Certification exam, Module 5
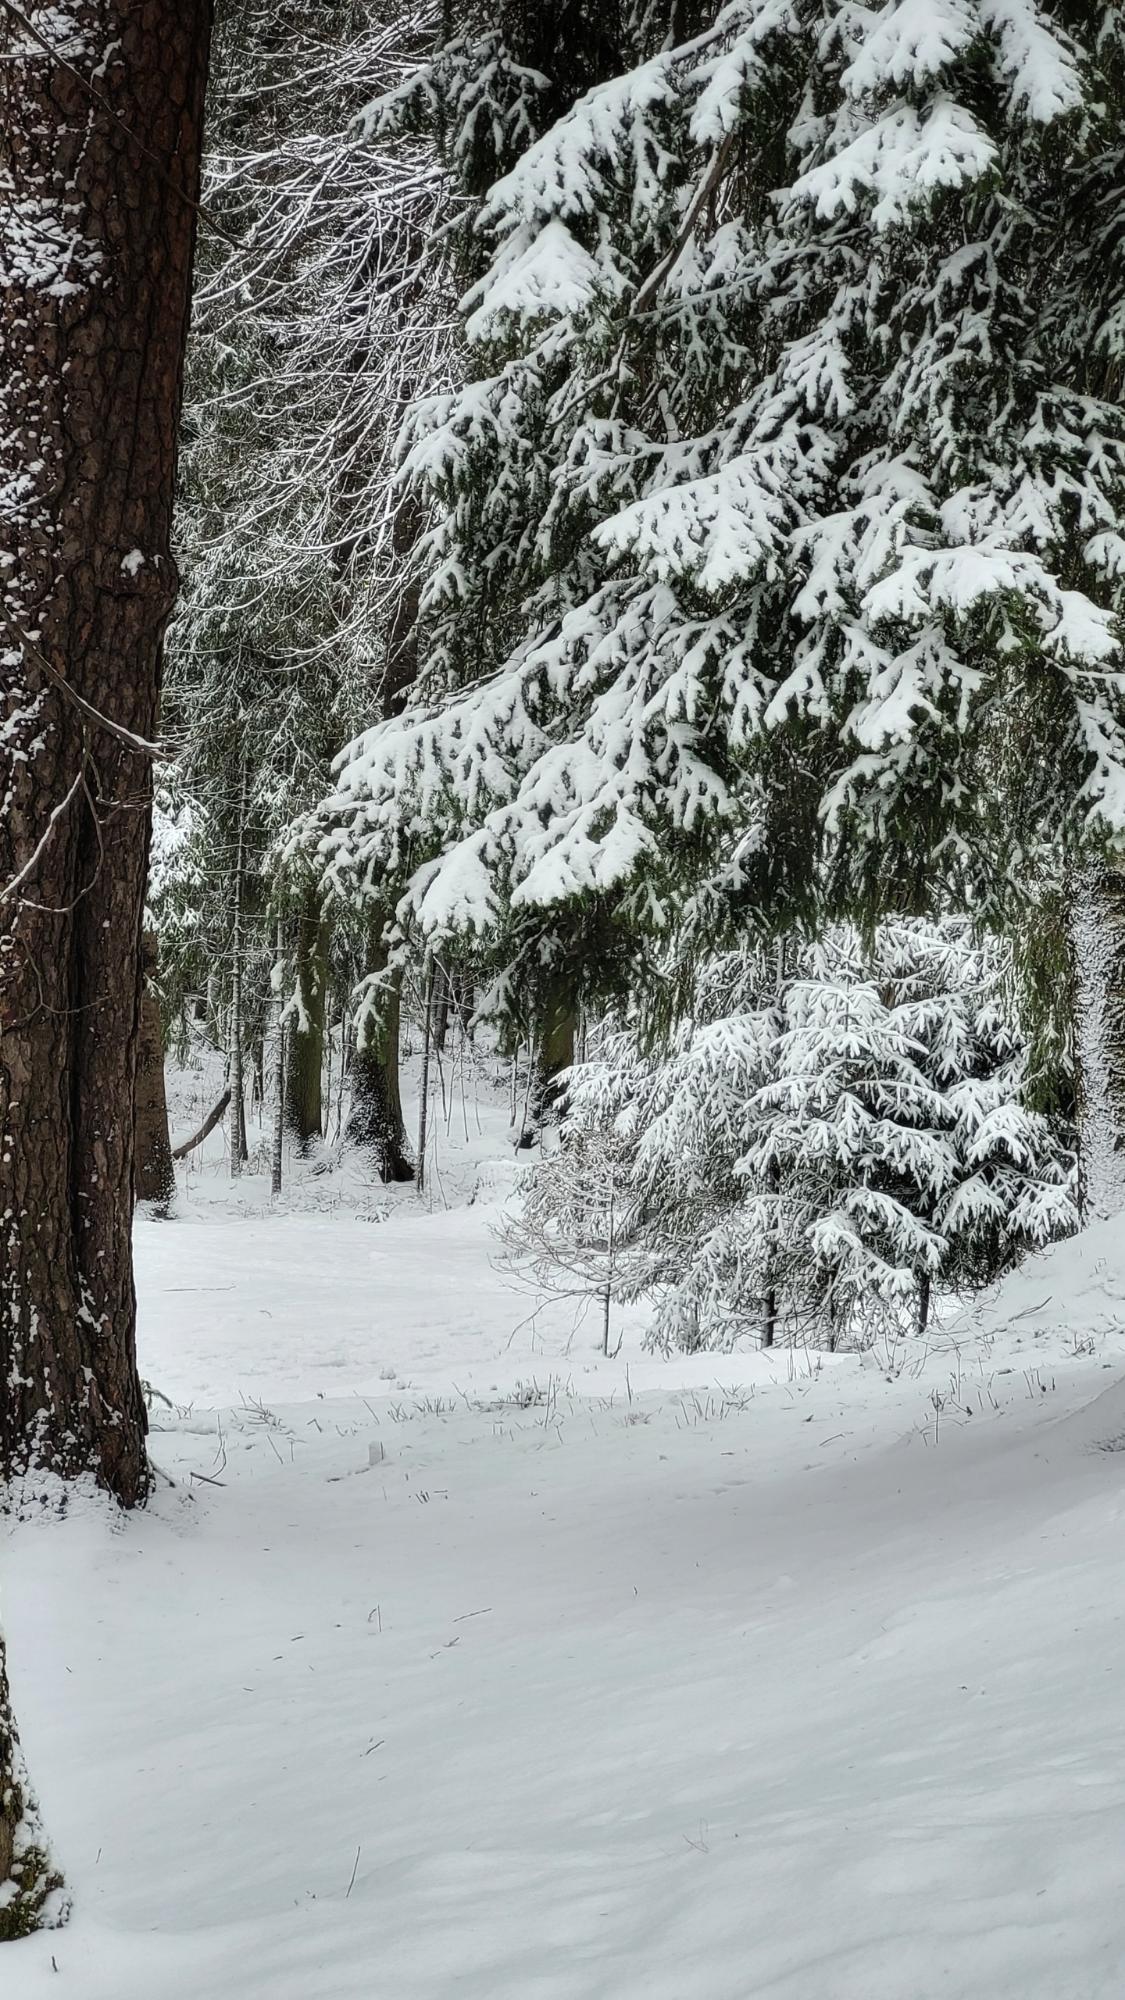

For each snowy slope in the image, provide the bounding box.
[6,1184,1125,1998]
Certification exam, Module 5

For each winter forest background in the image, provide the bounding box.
[157,0,1110,1346]
[7,2,1125,1992]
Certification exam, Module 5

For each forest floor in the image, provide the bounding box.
[8,1051,1125,1997]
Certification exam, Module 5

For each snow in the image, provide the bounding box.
[7,1075,1125,1996]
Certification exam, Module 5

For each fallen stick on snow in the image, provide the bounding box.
[172,1088,232,1161]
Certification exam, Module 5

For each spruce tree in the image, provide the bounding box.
[562,919,1077,1351]
[309,3,1125,1173]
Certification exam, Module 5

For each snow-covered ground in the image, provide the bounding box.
[7,1061,1125,1997]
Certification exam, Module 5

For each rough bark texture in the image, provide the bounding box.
[521,989,576,1143]
[134,931,175,1207]
[0,1627,65,1939]
[0,1,213,1504]
[432,963,451,1054]
[228,757,249,1174]
[346,944,412,1184]
[284,889,329,1155]
[1071,863,1125,1221]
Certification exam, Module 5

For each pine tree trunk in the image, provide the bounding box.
[270,920,285,1198]
[0,1628,64,1941]
[284,889,329,1155]
[540,996,576,1103]
[518,988,576,1143]
[345,937,412,1183]
[416,957,435,1197]
[270,1023,286,1198]
[762,1287,777,1350]
[432,964,451,1053]
[453,969,475,1038]
[0,1,213,1505]
[1071,863,1125,1220]
[135,932,175,1208]
[228,762,248,1176]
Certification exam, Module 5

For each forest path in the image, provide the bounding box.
[7,1205,1125,1998]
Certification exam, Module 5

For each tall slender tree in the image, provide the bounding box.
[0,0,214,1502]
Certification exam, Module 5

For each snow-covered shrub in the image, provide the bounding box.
[499,1119,653,1355]
[557,920,1078,1352]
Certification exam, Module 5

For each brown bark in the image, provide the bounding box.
[346,936,412,1184]
[135,931,175,1206]
[1071,863,1125,1220]
[0,2,214,1504]
[0,1626,64,1939]
[284,887,329,1154]
[515,988,576,1146]
[432,962,451,1054]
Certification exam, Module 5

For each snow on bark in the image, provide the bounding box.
[1071,869,1125,1220]
[0,0,213,1503]
[0,1624,66,1940]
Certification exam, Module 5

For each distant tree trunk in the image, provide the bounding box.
[452,968,475,1038]
[270,918,285,1198]
[229,778,248,1177]
[762,1149,781,1348]
[346,932,412,1182]
[0,1628,64,1941]
[135,932,175,1208]
[1071,863,1125,1220]
[762,1287,777,1351]
[284,887,329,1155]
[0,0,213,1505]
[416,957,435,1197]
[539,995,577,1104]
[432,963,451,1052]
[515,986,577,1146]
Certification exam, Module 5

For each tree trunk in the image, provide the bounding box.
[762,1286,777,1351]
[416,956,435,1197]
[229,761,248,1176]
[135,932,175,1208]
[0,0,213,1505]
[1071,863,1125,1220]
[347,996,412,1185]
[432,963,451,1053]
[284,888,329,1155]
[270,919,285,1198]
[346,929,413,1182]
[539,995,576,1103]
[516,987,576,1145]
[0,1628,64,1941]
[452,968,475,1039]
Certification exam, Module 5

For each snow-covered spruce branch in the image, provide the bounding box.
[302,3,1125,1007]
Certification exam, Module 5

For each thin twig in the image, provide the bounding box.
[0,767,84,904]
[1,610,166,757]
[0,0,243,247]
